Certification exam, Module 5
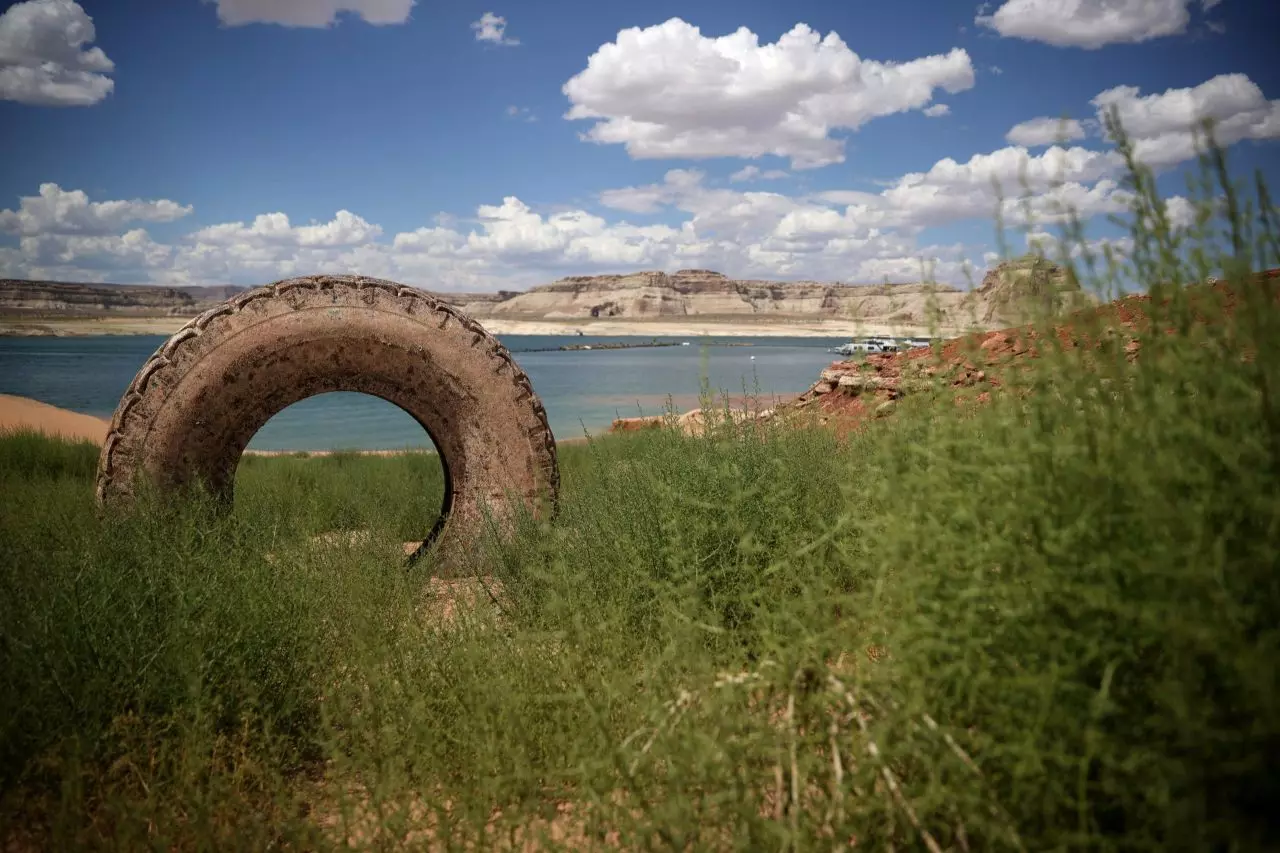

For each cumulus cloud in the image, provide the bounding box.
[976,0,1206,49]
[876,145,1125,227]
[205,0,415,27]
[10,89,1267,294]
[1093,74,1280,168]
[1006,116,1087,147]
[854,254,975,285]
[562,18,974,169]
[729,165,789,183]
[923,104,951,118]
[592,170,997,282]
[602,142,1134,246]
[0,177,976,289]
[189,210,382,248]
[1162,195,1196,229]
[471,12,519,45]
[15,229,173,274]
[0,0,114,106]
[0,183,191,236]
[1025,229,1134,263]
[598,169,705,214]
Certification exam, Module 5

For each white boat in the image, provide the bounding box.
[833,340,887,356]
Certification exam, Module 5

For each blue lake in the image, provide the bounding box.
[0,334,847,451]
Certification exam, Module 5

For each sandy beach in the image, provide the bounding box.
[0,394,110,444]
[0,315,963,339]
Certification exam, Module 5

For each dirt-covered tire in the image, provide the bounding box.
[95,274,559,562]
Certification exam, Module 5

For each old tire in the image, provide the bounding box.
[95,274,559,562]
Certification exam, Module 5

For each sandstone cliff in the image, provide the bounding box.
[458,261,1097,329]
[465,268,960,323]
[1,258,1096,331]
[960,256,1095,327]
[0,280,247,316]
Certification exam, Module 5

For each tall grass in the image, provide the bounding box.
[2,127,1278,850]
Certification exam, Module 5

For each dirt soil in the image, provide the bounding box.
[783,269,1279,435]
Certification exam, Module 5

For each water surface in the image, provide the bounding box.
[0,334,847,450]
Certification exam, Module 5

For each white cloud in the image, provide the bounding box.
[729,165,789,183]
[854,254,974,284]
[462,198,679,267]
[0,178,967,289]
[1093,74,1280,168]
[1026,229,1134,262]
[562,18,974,169]
[0,0,114,106]
[811,189,885,206]
[976,0,1204,49]
[1162,195,1196,229]
[1005,116,1087,147]
[471,12,519,45]
[505,105,537,122]
[8,90,1267,295]
[205,0,415,27]
[590,170,992,282]
[602,144,1132,238]
[0,183,191,236]
[876,145,1125,226]
[189,210,382,248]
[598,169,705,214]
[18,229,172,270]
[923,104,951,118]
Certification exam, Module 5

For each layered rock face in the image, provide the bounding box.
[0,280,247,316]
[2,257,1098,329]
[467,269,967,323]
[459,261,1098,328]
[960,256,1096,327]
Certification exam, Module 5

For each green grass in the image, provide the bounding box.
[2,125,1279,851]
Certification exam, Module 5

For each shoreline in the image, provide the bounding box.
[0,315,968,339]
[0,394,596,454]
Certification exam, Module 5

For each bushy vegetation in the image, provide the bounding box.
[1,126,1278,850]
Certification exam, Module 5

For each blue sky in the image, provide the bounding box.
[0,0,1277,291]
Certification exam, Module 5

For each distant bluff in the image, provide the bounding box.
[0,280,247,315]
[2,259,1098,331]
[457,262,1098,328]
[962,256,1098,328]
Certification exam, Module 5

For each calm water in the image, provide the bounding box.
[0,334,846,450]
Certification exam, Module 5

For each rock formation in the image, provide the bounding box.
[464,269,967,324]
[1,257,1097,331]
[0,280,242,315]
[960,256,1096,327]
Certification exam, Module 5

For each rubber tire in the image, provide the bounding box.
[95,274,559,562]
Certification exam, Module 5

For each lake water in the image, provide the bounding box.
[0,334,847,450]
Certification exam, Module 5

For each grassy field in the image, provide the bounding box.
[2,126,1279,851]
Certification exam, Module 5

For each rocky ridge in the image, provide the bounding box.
[452,257,1100,329]
[0,280,247,315]
[783,267,1279,432]
[466,268,965,325]
[1,257,1094,331]
[608,268,1279,438]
